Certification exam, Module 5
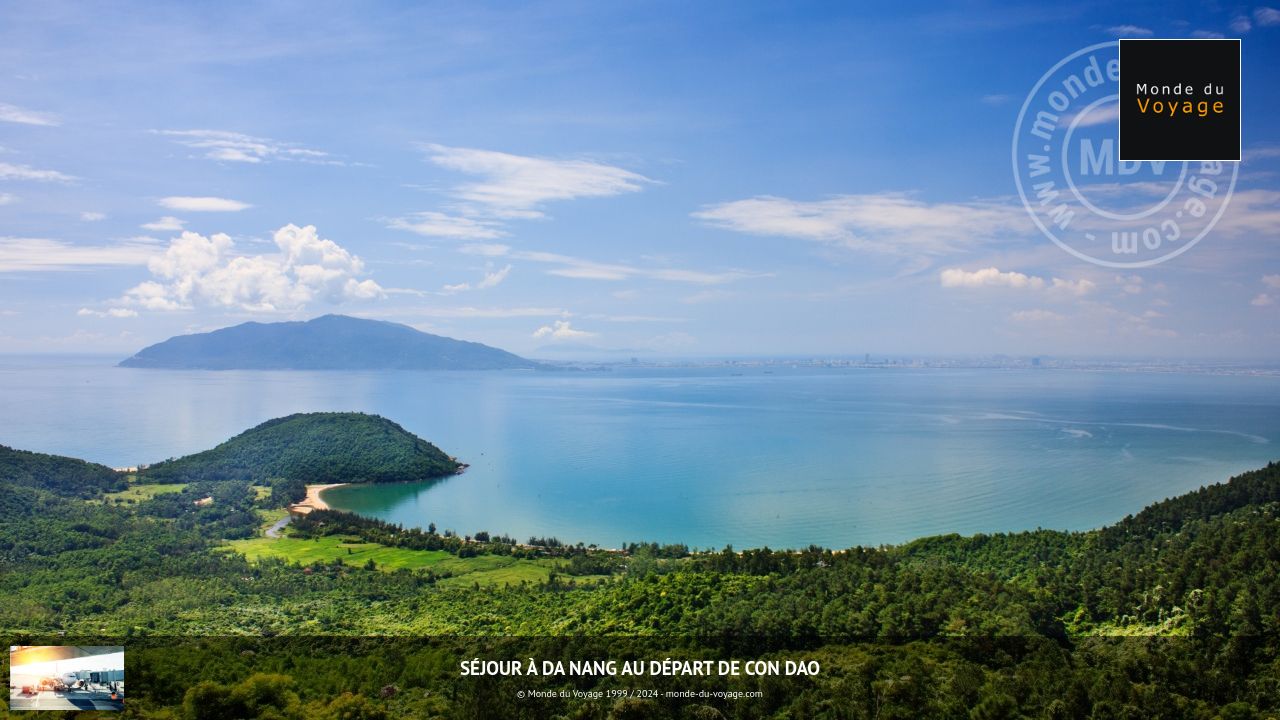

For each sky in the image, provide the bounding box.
[1,1,1278,360]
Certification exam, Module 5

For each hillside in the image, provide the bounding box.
[1,428,1278,716]
[0,443,124,499]
[118,314,542,370]
[139,412,462,486]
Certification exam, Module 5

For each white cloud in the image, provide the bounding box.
[80,212,106,222]
[386,211,505,239]
[533,319,595,340]
[940,267,1095,295]
[459,243,511,257]
[418,143,653,219]
[1105,24,1154,36]
[1262,274,1280,289]
[1050,277,1097,295]
[0,162,75,182]
[1230,15,1252,33]
[0,103,59,126]
[694,192,1023,254]
[1208,190,1280,236]
[1254,7,1280,26]
[115,224,383,312]
[1065,101,1119,128]
[142,216,186,231]
[77,307,138,318]
[1190,30,1226,38]
[512,250,764,285]
[440,264,513,294]
[1251,293,1274,307]
[156,129,336,164]
[158,196,251,212]
[1244,144,1280,161]
[0,237,160,271]
[980,94,1010,106]
[0,193,15,205]
[477,264,511,289]
[1119,274,1144,295]
[941,267,1040,289]
[1010,309,1066,323]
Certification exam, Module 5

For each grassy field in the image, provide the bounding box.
[223,534,575,586]
[98,482,187,504]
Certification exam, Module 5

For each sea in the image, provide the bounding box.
[2,354,1277,550]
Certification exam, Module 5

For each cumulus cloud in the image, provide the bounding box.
[533,320,595,340]
[115,224,383,312]
[0,102,59,126]
[939,267,1095,295]
[0,237,160,271]
[142,216,186,232]
[158,196,251,212]
[694,192,1024,255]
[1230,15,1252,33]
[1251,293,1274,307]
[156,129,337,164]
[80,212,106,222]
[0,162,75,182]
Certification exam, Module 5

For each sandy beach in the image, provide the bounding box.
[288,483,348,514]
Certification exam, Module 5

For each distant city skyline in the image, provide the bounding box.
[1,1,1278,359]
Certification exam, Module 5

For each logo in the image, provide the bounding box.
[1012,42,1237,268]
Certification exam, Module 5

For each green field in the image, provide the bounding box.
[224,534,574,586]
[98,482,188,504]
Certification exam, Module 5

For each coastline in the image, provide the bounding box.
[288,483,348,515]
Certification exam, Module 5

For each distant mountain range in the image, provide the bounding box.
[118,314,543,370]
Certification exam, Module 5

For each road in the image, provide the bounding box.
[265,514,291,538]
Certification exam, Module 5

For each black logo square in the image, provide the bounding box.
[1119,39,1240,161]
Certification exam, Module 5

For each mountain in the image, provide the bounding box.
[118,314,542,370]
[139,412,462,485]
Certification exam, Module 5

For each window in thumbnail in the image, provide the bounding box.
[8,645,124,712]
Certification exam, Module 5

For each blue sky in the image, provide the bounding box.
[1,1,1278,359]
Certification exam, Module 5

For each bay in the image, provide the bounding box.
[1,354,1276,549]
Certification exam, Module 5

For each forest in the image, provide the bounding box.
[0,419,1277,719]
[137,412,462,494]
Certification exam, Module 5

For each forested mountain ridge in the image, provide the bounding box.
[0,443,124,498]
[139,412,462,490]
[118,314,543,370]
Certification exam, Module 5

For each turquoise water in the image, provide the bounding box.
[1,355,1277,549]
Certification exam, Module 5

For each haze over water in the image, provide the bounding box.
[2,355,1277,549]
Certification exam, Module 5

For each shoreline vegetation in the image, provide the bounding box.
[3,414,1280,717]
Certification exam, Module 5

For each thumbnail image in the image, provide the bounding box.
[8,646,124,712]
